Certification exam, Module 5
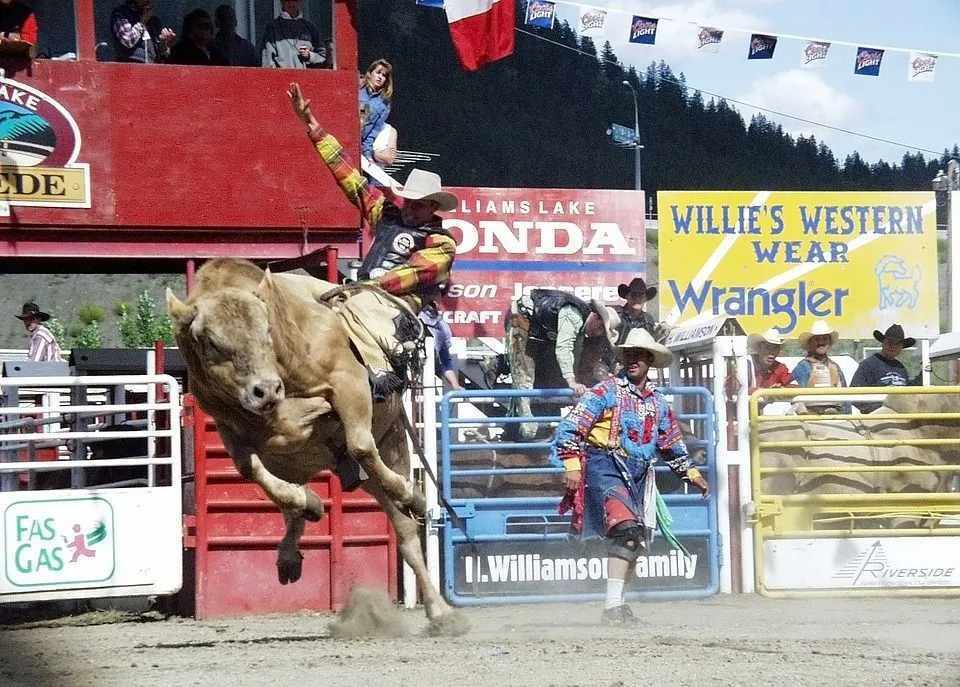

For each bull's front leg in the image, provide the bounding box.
[277,509,306,584]
[220,431,325,522]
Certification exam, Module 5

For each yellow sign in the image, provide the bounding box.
[657,191,939,339]
[0,166,89,205]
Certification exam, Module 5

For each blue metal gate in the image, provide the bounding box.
[440,387,719,605]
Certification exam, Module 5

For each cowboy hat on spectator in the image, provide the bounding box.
[15,302,50,322]
[873,323,916,349]
[798,320,839,348]
[589,299,621,345]
[617,327,672,368]
[393,168,457,212]
[617,277,657,301]
[747,327,786,354]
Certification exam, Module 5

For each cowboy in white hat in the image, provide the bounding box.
[552,327,708,625]
[288,82,458,299]
[508,291,621,439]
[747,327,793,394]
[792,319,847,389]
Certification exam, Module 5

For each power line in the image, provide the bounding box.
[516,27,947,158]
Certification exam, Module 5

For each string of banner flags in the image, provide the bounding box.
[419,0,956,82]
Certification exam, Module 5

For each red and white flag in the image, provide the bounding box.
[445,0,515,71]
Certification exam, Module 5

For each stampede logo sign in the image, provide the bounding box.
[0,76,90,208]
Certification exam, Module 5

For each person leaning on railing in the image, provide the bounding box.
[850,323,922,413]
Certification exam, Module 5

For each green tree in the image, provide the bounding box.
[117,290,175,348]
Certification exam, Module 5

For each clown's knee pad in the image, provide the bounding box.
[606,520,644,562]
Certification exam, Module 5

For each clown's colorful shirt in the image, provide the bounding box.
[553,375,692,475]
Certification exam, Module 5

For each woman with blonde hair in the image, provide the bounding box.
[359,58,393,161]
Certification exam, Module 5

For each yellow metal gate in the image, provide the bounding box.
[749,386,960,596]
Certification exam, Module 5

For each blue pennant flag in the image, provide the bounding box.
[525,0,556,29]
[629,16,658,45]
[415,0,444,7]
[748,33,777,60]
[854,47,884,76]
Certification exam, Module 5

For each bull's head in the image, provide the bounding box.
[166,287,285,415]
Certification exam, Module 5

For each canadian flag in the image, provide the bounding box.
[445,0,515,71]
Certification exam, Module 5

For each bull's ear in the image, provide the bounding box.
[256,268,276,301]
[166,288,196,327]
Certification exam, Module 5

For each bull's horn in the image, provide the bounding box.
[166,288,196,325]
[256,268,276,298]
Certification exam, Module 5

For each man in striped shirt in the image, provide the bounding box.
[16,302,61,362]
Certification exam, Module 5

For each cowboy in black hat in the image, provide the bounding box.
[614,277,658,344]
[850,323,920,411]
[16,302,61,362]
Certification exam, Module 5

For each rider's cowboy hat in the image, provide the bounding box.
[617,277,657,301]
[873,323,916,349]
[747,327,786,354]
[393,169,458,212]
[617,327,672,368]
[589,299,621,345]
[798,320,839,348]
[15,302,50,322]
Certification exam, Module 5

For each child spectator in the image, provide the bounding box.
[110,0,176,63]
[169,9,227,66]
[214,4,257,67]
[261,0,327,69]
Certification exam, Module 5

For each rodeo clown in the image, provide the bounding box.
[288,82,457,302]
[552,327,709,625]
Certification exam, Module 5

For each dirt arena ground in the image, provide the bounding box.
[1,595,958,687]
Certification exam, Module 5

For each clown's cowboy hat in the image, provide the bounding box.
[617,277,657,301]
[589,299,621,345]
[15,302,50,322]
[393,169,458,212]
[747,327,786,354]
[873,323,916,349]
[617,327,672,368]
[798,320,839,348]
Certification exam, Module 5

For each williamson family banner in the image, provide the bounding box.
[657,191,939,339]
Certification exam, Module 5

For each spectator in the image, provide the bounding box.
[747,327,793,394]
[850,324,920,413]
[261,0,327,69]
[552,327,708,625]
[16,302,61,362]
[359,58,393,161]
[614,277,658,344]
[507,290,620,438]
[169,10,227,66]
[419,300,461,390]
[110,0,176,63]
[0,0,37,57]
[791,320,846,388]
[214,4,257,67]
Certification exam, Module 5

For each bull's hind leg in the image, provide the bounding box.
[329,371,425,515]
[366,480,469,636]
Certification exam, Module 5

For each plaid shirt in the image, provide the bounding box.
[310,130,456,296]
[28,324,61,362]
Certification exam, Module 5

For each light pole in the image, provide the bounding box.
[622,80,643,192]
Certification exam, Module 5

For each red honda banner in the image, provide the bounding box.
[439,187,647,337]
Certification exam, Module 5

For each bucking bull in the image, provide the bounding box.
[167,258,468,635]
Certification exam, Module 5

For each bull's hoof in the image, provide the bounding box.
[519,423,537,440]
[405,489,426,518]
[302,488,325,522]
[277,552,304,585]
[425,609,471,637]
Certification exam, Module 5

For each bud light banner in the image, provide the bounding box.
[629,16,658,45]
[800,40,830,68]
[525,0,556,29]
[657,191,940,339]
[855,47,884,76]
[439,188,646,337]
[907,51,937,83]
[748,33,777,60]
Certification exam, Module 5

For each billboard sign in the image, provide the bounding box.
[441,187,646,337]
[657,191,939,339]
